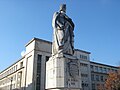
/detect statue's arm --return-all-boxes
[56,19,64,29]
[53,12,64,29]
[64,15,75,29]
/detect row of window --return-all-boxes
[91,74,106,82]
[0,74,16,86]
[92,83,104,90]
[90,65,117,73]
[80,55,88,60]
[80,63,88,67]
[0,61,23,80]
[81,73,88,77]
[0,65,17,80]
[82,83,89,87]
[0,71,22,89]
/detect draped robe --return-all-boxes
[52,12,74,55]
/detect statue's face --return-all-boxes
[60,4,66,13]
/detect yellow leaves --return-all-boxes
[105,70,120,90]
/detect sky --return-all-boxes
[0,0,120,72]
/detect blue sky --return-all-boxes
[0,0,120,72]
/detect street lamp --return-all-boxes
[10,77,13,90]
[82,81,84,90]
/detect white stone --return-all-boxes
[46,54,81,90]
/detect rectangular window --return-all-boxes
[96,75,99,81]
[85,56,87,60]
[99,67,103,73]
[91,65,94,71]
[92,83,96,90]
[80,55,82,58]
[107,68,110,73]
[103,68,107,73]
[20,62,23,68]
[13,66,15,72]
[95,66,98,72]
[100,76,104,81]
[115,70,117,73]
[17,72,22,88]
[91,74,94,81]
[112,69,114,72]
[80,55,87,60]
[16,65,18,71]
[36,54,42,90]
[81,73,88,77]
[14,74,16,81]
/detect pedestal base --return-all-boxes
[46,54,81,90]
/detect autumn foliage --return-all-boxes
[105,68,120,90]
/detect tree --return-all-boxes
[97,84,104,90]
[105,68,120,90]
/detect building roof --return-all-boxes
[75,49,91,54]
[90,61,118,69]
[25,37,52,47]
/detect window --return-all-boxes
[112,69,114,72]
[16,65,18,71]
[80,55,82,58]
[80,55,88,60]
[11,67,13,73]
[80,63,88,67]
[10,69,12,74]
[91,65,94,71]
[37,55,41,64]
[115,70,117,73]
[14,74,16,81]
[20,62,23,68]
[13,66,15,72]
[96,75,99,81]
[91,74,94,81]
[100,76,104,81]
[17,72,22,88]
[103,68,107,73]
[107,68,110,73]
[92,83,95,90]
[99,67,103,73]
[36,54,42,90]
[81,73,88,77]
[95,66,98,72]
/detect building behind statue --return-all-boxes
[0,38,118,90]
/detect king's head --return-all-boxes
[60,4,66,13]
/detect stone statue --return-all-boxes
[52,4,75,55]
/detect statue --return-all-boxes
[52,4,75,55]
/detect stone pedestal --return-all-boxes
[46,54,81,90]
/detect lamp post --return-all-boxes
[10,77,13,90]
[82,81,84,90]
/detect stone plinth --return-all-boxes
[46,54,81,90]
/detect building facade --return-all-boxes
[0,38,118,90]
[90,61,118,90]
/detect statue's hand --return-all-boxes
[60,25,64,29]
